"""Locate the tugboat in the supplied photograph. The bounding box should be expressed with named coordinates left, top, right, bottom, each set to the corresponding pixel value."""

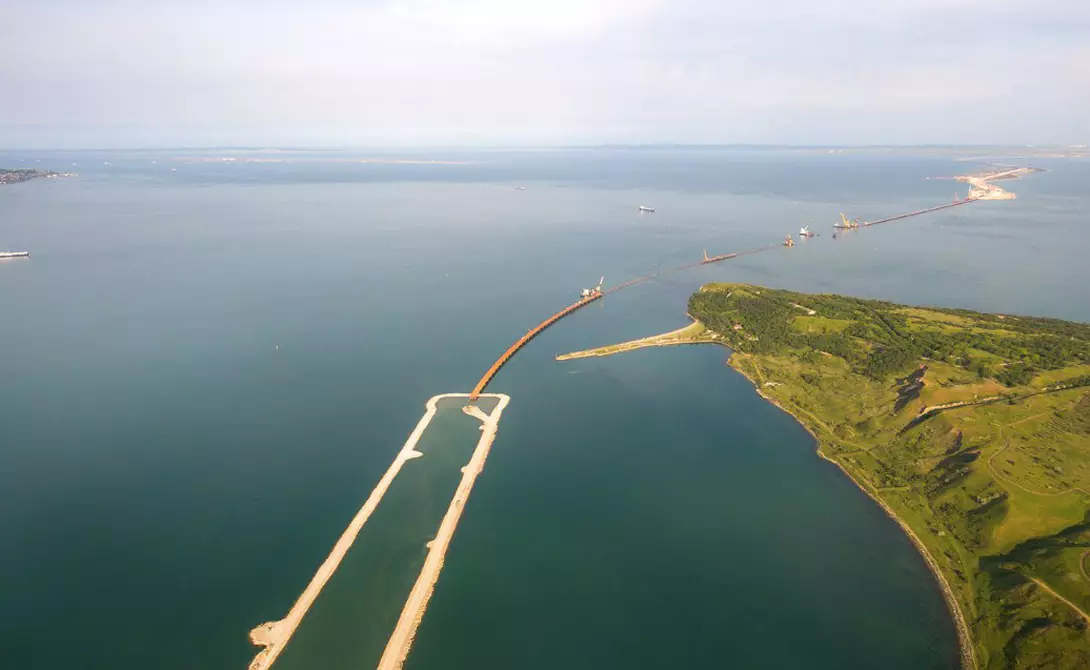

left=799, top=225, right=815, bottom=238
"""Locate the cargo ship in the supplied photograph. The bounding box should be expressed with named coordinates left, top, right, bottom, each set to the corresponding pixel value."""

left=0, top=251, right=30, bottom=259
left=638, top=205, right=655, bottom=213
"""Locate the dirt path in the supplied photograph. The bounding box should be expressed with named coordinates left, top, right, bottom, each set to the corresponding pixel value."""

left=1029, top=577, right=1090, bottom=627
left=376, top=396, right=511, bottom=670
left=247, top=393, right=508, bottom=670
left=986, top=431, right=1088, bottom=499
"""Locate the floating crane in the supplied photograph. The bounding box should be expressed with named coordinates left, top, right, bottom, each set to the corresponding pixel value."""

left=580, top=276, right=604, bottom=299
left=799, top=225, right=815, bottom=238
left=834, top=213, right=860, bottom=229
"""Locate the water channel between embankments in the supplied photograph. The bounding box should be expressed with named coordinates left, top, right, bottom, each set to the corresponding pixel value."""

left=269, top=396, right=501, bottom=670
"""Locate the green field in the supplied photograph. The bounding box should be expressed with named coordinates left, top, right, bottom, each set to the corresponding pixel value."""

left=689, top=284, right=1090, bottom=669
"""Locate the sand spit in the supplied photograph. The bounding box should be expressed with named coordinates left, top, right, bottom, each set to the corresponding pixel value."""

left=556, top=319, right=714, bottom=361
left=247, top=393, right=508, bottom=670
left=376, top=396, right=511, bottom=670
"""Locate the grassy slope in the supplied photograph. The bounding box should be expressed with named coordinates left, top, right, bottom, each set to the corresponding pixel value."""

left=689, top=283, right=1090, bottom=670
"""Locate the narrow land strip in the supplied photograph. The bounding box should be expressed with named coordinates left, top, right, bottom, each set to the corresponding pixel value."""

left=555, top=320, right=714, bottom=360
left=376, top=395, right=511, bottom=670
left=248, top=393, right=508, bottom=670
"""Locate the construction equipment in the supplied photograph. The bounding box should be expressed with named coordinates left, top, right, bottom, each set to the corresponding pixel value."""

left=580, top=277, right=604, bottom=299
left=834, top=213, right=860, bottom=229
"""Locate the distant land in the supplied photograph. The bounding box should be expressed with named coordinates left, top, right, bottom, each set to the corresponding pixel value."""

left=576, top=144, right=1090, bottom=159
left=0, top=168, right=76, bottom=185
left=561, top=284, right=1090, bottom=669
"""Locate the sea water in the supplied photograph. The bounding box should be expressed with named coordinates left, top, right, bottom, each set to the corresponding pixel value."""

left=2, top=148, right=1088, bottom=669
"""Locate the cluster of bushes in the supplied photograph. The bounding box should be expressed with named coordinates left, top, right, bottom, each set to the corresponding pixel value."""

left=689, top=285, right=1090, bottom=386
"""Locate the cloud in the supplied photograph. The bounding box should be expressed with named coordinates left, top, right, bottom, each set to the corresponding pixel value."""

left=0, top=0, right=1086, bottom=146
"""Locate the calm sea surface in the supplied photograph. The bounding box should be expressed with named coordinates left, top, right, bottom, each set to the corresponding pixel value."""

left=2, top=148, right=1088, bottom=669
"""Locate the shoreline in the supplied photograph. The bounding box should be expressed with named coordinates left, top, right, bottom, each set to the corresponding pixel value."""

left=747, top=378, right=976, bottom=670
left=557, top=328, right=976, bottom=669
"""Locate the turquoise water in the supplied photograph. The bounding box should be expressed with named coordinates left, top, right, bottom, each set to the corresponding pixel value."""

left=2, top=149, right=1088, bottom=669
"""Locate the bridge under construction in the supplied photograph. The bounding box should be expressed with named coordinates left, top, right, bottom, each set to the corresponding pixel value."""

left=249, top=183, right=1007, bottom=670
left=467, top=197, right=979, bottom=400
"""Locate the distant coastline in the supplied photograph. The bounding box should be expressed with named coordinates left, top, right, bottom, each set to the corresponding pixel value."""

left=173, top=157, right=472, bottom=165
left=1, top=168, right=77, bottom=185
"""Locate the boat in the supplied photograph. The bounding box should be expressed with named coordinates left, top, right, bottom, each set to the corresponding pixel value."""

left=783, top=235, right=795, bottom=247
left=0, top=251, right=30, bottom=259
left=833, top=213, right=860, bottom=229
left=799, top=226, right=815, bottom=238
left=638, top=205, right=655, bottom=213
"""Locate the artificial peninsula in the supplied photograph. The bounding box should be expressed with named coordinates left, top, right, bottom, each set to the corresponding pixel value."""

left=559, top=283, right=1090, bottom=670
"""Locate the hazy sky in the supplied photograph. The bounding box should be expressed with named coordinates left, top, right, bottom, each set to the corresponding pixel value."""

left=2, top=0, right=1087, bottom=147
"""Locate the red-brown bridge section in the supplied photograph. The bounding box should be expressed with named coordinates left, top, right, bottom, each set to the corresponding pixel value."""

left=468, top=197, right=975, bottom=400
left=864, top=198, right=974, bottom=226
left=469, top=293, right=604, bottom=399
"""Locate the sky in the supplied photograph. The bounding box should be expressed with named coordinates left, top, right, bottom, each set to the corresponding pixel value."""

left=1, top=0, right=1088, bottom=148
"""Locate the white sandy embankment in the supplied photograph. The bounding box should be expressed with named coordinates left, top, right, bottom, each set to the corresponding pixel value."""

left=556, top=319, right=713, bottom=361
left=376, top=395, right=511, bottom=670
left=248, top=392, right=509, bottom=670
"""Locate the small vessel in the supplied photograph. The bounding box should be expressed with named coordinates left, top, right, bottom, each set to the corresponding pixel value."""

left=799, top=225, right=815, bottom=238
left=638, top=205, right=655, bottom=213
left=833, top=213, right=860, bottom=229
left=0, top=251, right=30, bottom=259
left=783, top=235, right=795, bottom=247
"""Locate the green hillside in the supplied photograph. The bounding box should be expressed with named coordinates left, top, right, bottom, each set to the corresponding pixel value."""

left=689, top=283, right=1090, bottom=669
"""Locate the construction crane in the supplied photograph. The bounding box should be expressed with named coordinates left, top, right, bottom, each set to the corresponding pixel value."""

left=580, top=276, right=604, bottom=299
left=834, top=213, right=860, bottom=229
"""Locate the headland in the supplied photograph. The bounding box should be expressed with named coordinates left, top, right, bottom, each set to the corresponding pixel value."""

left=1, top=168, right=77, bottom=185
left=559, top=284, right=1090, bottom=669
